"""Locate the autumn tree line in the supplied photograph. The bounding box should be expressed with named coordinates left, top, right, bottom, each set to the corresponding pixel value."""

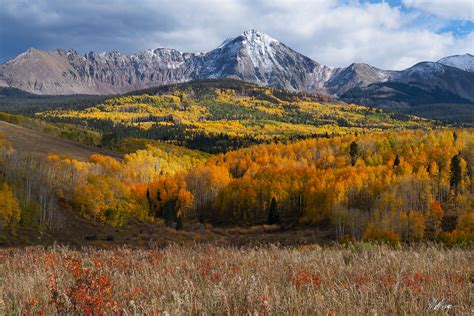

left=0, top=129, right=472, bottom=245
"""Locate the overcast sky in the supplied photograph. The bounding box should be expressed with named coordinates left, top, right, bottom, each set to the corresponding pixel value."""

left=1, top=0, right=473, bottom=69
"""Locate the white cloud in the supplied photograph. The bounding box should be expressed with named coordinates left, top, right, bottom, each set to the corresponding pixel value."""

left=402, top=0, right=474, bottom=21
left=1, top=0, right=473, bottom=70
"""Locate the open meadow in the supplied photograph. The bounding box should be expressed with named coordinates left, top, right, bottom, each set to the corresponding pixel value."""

left=0, top=244, right=472, bottom=315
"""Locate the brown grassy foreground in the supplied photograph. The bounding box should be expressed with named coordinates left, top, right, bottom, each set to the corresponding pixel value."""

left=0, top=244, right=472, bottom=315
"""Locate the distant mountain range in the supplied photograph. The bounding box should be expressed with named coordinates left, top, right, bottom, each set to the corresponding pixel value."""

left=1, top=30, right=473, bottom=110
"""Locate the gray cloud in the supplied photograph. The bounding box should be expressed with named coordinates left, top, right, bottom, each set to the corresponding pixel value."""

left=1, top=0, right=473, bottom=69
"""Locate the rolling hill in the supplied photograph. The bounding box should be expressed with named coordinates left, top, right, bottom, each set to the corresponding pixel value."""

left=36, top=79, right=435, bottom=153
left=0, top=120, right=120, bottom=161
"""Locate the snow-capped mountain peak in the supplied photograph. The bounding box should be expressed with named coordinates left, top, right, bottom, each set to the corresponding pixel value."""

left=438, top=53, right=474, bottom=72
left=1, top=30, right=473, bottom=104
left=195, top=29, right=318, bottom=88
left=239, top=30, right=281, bottom=72
left=241, top=29, right=279, bottom=45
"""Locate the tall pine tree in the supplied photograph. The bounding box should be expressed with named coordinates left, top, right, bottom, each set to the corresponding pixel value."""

left=350, top=141, right=358, bottom=166
left=146, top=188, right=153, bottom=215
left=268, top=197, right=280, bottom=225
left=393, top=154, right=400, bottom=168
left=450, top=154, right=462, bottom=193
left=176, top=214, right=184, bottom=230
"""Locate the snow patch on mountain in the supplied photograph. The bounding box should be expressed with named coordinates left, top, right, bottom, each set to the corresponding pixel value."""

left=398, top=62, right=445, bottom=78
left=241, top=30, right=280, bottom=72
left=438, top=54, right=474, bottom=72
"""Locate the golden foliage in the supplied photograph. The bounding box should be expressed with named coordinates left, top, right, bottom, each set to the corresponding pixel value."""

left=0, top=182, right=21, bottom=227
left=37, top=88, right=434, bottom=143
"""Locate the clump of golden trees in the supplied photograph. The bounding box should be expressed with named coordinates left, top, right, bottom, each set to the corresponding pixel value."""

left=0, top=134, right=21, bottom=228
left=0, top=182, right=21, bottom=228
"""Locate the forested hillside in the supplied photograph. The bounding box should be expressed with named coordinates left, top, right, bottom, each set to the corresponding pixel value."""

left=37, top=80, right=434, bottom=153
left=0, top=87, right=106, bottom=114
left=1, top=129, right=472, bottom=245
left=0, top=80, right=470, bottom=247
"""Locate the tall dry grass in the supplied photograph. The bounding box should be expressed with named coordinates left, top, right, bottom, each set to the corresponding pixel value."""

left=0, top=244, right=472, bottom=315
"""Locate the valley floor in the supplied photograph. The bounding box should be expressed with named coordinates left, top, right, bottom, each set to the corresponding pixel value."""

left=1, top=210, right=333, bottom=248
left=0, top=244, right=471, bottom=314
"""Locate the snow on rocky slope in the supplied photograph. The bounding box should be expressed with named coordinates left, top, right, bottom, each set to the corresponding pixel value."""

left=438, top=54, right=474, bottom=72
left=1, top=30, right=473, bottom=105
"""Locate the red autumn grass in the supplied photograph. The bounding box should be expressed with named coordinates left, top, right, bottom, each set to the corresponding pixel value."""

left=0, top=244, right=471, bottom=314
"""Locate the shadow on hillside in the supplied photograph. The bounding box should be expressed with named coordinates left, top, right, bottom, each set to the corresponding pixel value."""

left=0, top=210, right=334, bottom=249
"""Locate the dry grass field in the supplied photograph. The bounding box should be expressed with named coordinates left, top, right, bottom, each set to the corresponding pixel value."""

left=1, top=244, right=472, bottom=315
left=0, top=121, right=121, bottom=161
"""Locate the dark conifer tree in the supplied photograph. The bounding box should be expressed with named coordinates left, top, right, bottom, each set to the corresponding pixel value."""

left=176, top=214, right=184, bottom=230
left=198, top=209, right=205, bottom=224
left=450, top=154, right=462, bottom=193
left=154, top=189, right=162, bottom=218
left=146, top=188, right=153, bottom=214
left=350, top=141, right=358, bottom=166
left=393, top=154, right=400, bottom=168
left=268, top=197, right=280, bottom=225
left=164, top=198, right=177, bottom=227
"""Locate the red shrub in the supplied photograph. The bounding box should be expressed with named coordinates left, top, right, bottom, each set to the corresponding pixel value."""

left=293, top=270, right=321, bottom=289
left=48, top=255, right=117, bottom=315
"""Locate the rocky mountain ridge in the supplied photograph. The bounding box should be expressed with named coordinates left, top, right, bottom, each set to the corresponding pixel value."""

left=1, top=30, right=473, bottom=109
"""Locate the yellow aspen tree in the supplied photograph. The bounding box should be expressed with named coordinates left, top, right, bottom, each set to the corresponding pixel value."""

left=0, top=183, right=21, bottom=227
